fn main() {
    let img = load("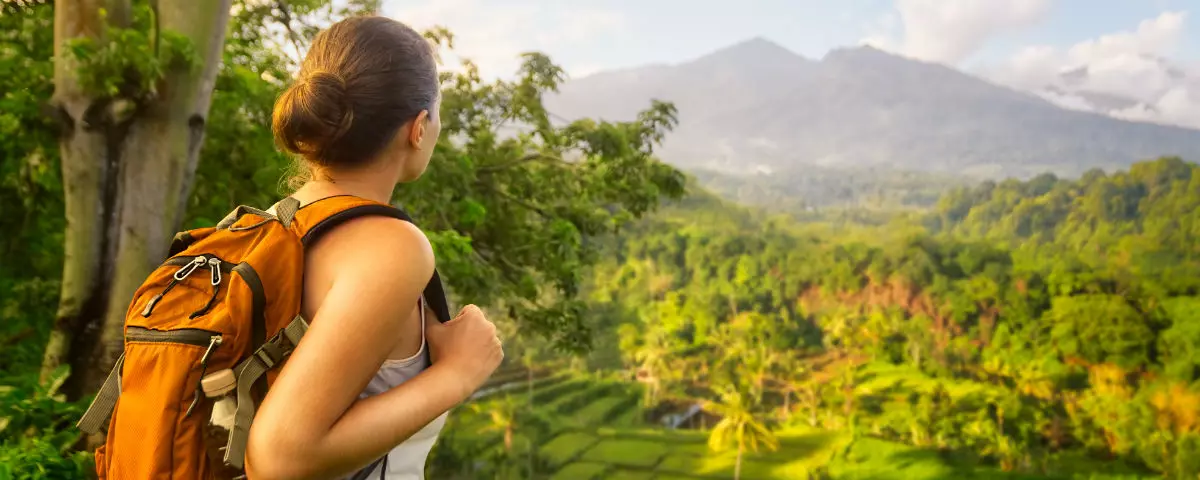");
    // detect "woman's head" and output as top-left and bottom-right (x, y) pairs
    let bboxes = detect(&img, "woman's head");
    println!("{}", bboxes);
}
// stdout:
(273, 16), (440, 185)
